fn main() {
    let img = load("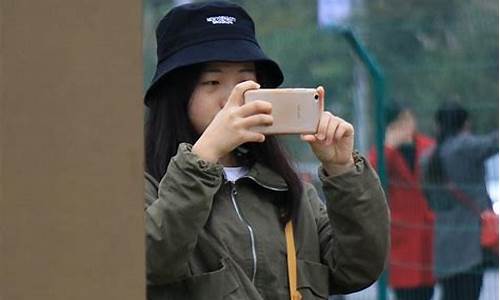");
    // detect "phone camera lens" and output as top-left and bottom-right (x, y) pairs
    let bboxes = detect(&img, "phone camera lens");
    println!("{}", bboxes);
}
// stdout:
(314, 94), (319, 100)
